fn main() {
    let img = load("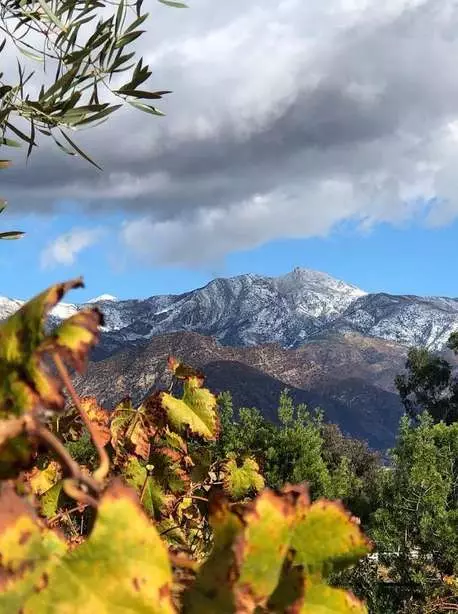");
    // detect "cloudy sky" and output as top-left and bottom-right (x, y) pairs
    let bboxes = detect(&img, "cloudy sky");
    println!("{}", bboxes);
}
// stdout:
(3, 0), (458, 301)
